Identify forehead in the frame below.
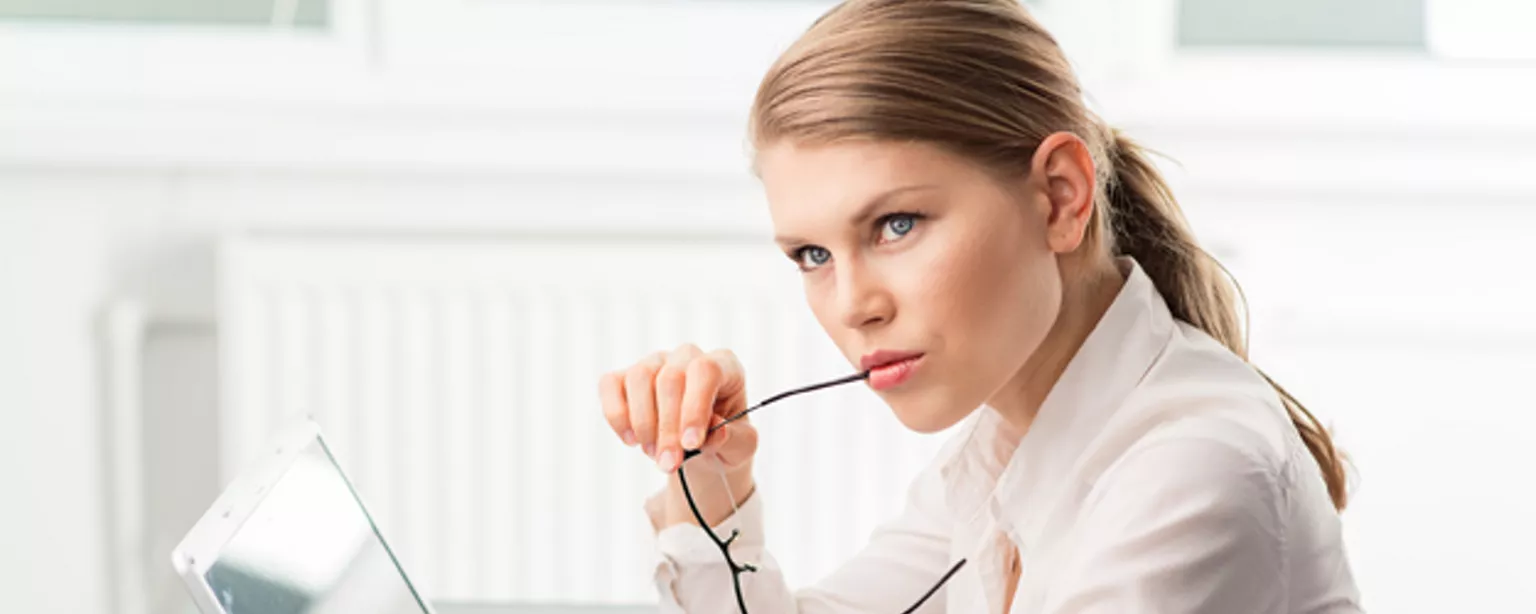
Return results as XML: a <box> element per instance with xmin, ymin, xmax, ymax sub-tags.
<box><xmin>758</xmin><ymin>140</ymin><xmax>983</xmax><ymax>228</ymax></box>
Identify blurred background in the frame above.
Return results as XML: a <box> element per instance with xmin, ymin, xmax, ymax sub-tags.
<box><xmin>2</xmin><ymin>0</ymin><xmax>1534</xmax><ymax>613</ymax></box>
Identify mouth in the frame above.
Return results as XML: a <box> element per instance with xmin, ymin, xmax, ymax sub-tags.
<box><xmin>860</xmin><ymin>350</ymin><xmax>925</xmax><ymax>391</ymax></box>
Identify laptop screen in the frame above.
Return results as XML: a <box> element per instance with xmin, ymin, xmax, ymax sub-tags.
<box><xmin>201</xmin><ymin>437</ymin><xmax>429</xmax><ymax>614</ymax></box>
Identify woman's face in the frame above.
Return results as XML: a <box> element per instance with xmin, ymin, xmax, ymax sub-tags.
<box><xmin>758</xmin><ymin>139</ymin><xmax>1066</xmax><ymax>433</ymax></box>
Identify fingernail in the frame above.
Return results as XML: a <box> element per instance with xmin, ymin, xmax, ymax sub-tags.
<box><xmin>643</xmin><ymin>443</ymin><xmax>656</xmax><ymax>458</ymax></box>
<box><xmin>657</xmin><ymin>449</ymin><xmax>679</xmax><ymax>472</ymax></box>
<box><xmin>681</xmin><ymin>427</ymin><xmax>702</xmax><ymax>450</ymax></box>
<box><xmin>621</xmin><ymin>430</ymin><xmax>637</xmax><ymax>446</ymax></box>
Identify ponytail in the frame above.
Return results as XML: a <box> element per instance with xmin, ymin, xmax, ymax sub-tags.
<box><xmin>1102</xmin><ymin>127</ymin><xmax>1350</xmax><ymax>511</ymax></box>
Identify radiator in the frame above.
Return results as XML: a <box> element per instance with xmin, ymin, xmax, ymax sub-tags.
<box><xmin>219</xmin><ymin>235</ymin><xmax>949</xmax><ymax>604</ymax></box>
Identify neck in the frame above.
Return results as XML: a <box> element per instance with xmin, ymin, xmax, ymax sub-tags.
<box><xmin>988</xmin><ymin>255</ymin><xmax>1126</xmax><ymax>437</ymax></box>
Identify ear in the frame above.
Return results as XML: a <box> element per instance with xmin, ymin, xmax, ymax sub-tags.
<box><xmin>1028</xmin><ymin>131</ymin><xmax>1096</xmax><ymax>254</ymax></box>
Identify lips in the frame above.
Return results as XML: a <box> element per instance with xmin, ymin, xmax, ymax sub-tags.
<box><xmin>860</xmin><ymin>350</ymin><xmax>925</xmax><ymax>391</ymax></box>
<box><xmin>860</xmin><ymin>349</ymin><xmax>924</xmax><ymax>372</ymax></box>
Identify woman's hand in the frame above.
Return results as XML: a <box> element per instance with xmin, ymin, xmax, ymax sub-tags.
<box><xmin>599</xmin><ymin>343</ymin><xmax>758</xmax><ymax>527</ymax></box>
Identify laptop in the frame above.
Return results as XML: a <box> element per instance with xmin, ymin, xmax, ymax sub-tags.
<box><xmin>171</xmin><ymin>419</ymin><xmax>434</xmax><ymax>614</ymax></box>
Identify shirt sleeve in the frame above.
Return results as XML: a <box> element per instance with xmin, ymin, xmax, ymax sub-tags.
<box><xmin>645</xmin><ymin>455</ymin><xmax>956</xmax><ymax>613</ymax></box>
<box><xmin>1038</xmin><ymin>437</ymin><xmax>1289</xmax><ymax>614</ymax></box>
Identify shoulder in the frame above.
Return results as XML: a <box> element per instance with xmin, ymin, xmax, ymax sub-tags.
<box><xmin>1091</xmin><ymin>433</ymin><xmax>1285</xmax><ymax>518</ymax></box>
<box><xmin>1083</xmin><ymin>320</ymin><xmax>1306</xmax><ymax>516</ymax></box>
<box><xmin>1124</xmin><ymin>320</ymin><xmax>1300</xmax><ymax>467</ymax></box>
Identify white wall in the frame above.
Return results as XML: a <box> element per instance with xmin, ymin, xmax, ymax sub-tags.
<box><xmin>2</xmin><ymin>197</ymin><xmax>115</xmax><ymax>614</ymax></box>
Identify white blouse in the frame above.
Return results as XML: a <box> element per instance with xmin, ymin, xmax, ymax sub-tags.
<box><xmin>643</xmin><ymin>258</ymin><xmax>1364</xmax><ymax>613</ymax></box>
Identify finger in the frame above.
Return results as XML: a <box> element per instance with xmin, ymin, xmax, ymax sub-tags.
<box><xmin>654</xmin><ymin>344</ymin><xmax>702</xmax><ymax>471</ymax></box>
<box><xmin>598</xmin><ymin>371</ymin><xmax>635</xmax><ymax>446</ymax></box>
<box><xmin>700</xmin><ymin>414</ymin><xmax>732</xmax><ymax>453</ymax></box>
<box><xmin>704</xmin><ymin>348</ymin><xmax>747</xmax><ymax>419</ymax></box>
<box><xmin>679</xmin><ymin>355</ymin><xmax>721</xmax><ymax>451</ymax></box>
<box><xmin>625</xmin><ymin>352</ymin><xmax>665</xmax><ymax>455</ymax></box>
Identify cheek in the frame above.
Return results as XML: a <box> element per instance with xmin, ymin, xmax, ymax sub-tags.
<box><xmin>801</xmin><ymin>277</ymin><xmax>842</xmax><ymax>343</ymax></box>
<box><xmin>922</xmin><ymin>213</ymin><xmax>1052</xmax><ymax>319</ymax></box>
<box><xmin>919</xmin><ymin>214</ymin><xmax>1061</xmax><ymax>376</ymax></box>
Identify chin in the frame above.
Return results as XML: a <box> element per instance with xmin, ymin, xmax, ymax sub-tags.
<box><xmin>888</xmin><ymin>396</ymin><xmax>969</xmax><ymax>434</ymax></box>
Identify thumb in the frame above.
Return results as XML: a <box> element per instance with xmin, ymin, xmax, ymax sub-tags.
<box><xmin>708</xmin><ymin>417</ymin><xmax>757</xmax><ymax>471</ymax></box>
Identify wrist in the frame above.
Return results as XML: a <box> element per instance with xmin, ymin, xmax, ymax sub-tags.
<box><xmin>663</xmin><ymin>462</ymin><xmax>755</xmax><ymax>528</ymax></box>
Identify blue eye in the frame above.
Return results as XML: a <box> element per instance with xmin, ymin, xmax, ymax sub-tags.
<box><xmin>788</xmin><ymin>212</ymin><xmax>924</xmax><ymax>272</ymax></box>
<box><xmin>879</xmin><ymin>213</ymin><xmax>918</xmax><ymax>242</ymax></box>
<box><xmin>795</xmin><ymin>246</ymin><xmax>831</xmax><ymax>270</ymax></box>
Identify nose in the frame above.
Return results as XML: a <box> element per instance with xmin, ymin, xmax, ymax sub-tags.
<box><xmin>835</xmin><ymin>258</ymin><xmax>893</xmax><ymax>330</ymax></box>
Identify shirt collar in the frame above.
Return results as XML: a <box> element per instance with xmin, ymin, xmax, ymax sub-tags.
<box><xmin>938</xmin><ymin>257</ymin><xmax>1177</xmax><ymax>527</ymax></box>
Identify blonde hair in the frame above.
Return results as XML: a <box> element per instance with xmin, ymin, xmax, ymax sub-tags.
<box><xmin>750</xmin><ymin>0</ymin><xmax>1348</xmax><ymax>510</ymax></box>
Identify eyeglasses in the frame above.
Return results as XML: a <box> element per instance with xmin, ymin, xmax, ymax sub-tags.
<box><xmin>676</xmin><ymin>371</ymin><xmax>968</xmax><ymax>614</ymax></box>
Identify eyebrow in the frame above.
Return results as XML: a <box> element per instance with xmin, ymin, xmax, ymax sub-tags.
<box><xmin>774</xmin><ymin>184</ymin><xmax>939</xmax><ymax>247</ymax></box>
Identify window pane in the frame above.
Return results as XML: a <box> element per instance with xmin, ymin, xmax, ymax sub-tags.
<box><xmin>1179</xmin><ymin>0</ymin><xmax>1425</xmax><ymax>48</ymax></box>
<box><xmin>1427</xmin><ymin>0</ymin><xmax>1536</xmax><ymax>59</ymax></box>
<box><xmin>0</xmin><ymin>0</ymin><xmax>328</xmax><ymax>28</ymax></box>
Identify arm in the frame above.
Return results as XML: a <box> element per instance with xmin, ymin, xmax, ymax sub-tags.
<box><xmin>1040</xmin><ymin>437</ymin><xmax>1288</xmax><ymax>614</ymax></box>
<box><xmin>646</xmin><ymin>451</ymin><xmax>956</xmax><ymax>614</ymax></box>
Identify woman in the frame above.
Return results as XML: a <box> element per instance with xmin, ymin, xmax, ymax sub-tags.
<box><xmin>597</xmin><ymin>1</ymin><xmax>1362</xmax><ymax>612</ymax></box>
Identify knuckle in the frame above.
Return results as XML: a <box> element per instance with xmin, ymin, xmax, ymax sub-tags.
<box><xmin>602</xmin><ymin>402</ymin><xmax>627</xmax><ymax>422</ymax></box>
<box><xmin>689</xmin><ymin>356</ymin><xmax>722</xmax><ymax>381</ymax></box>
<box><xmin>599</xmin><ymin>371</ymin><xmax>623</xmax><ymax>395</ymax></box>
<box><xmin>674</xmin><ymin>342</ymin><xmax>702</xmax><ymax>356</ymax></box>
<box><xmin>655</xmin><ymin>365</ymin><xmax>686</xmax><ymax>392</ymax></box>
<box><xmin>711</xmin><ymin>348</ymin><xmax>741</xmax><ymax>371</ymax></box>
<box><xmin>626</xmin><ymin>362</ymin><xmax>658</xmax><ymax>386</ymax></box>
<box><xmin>656</xmin><ymin>417</ymin><xmax>678</xmax><ymax>438</ymax></box>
